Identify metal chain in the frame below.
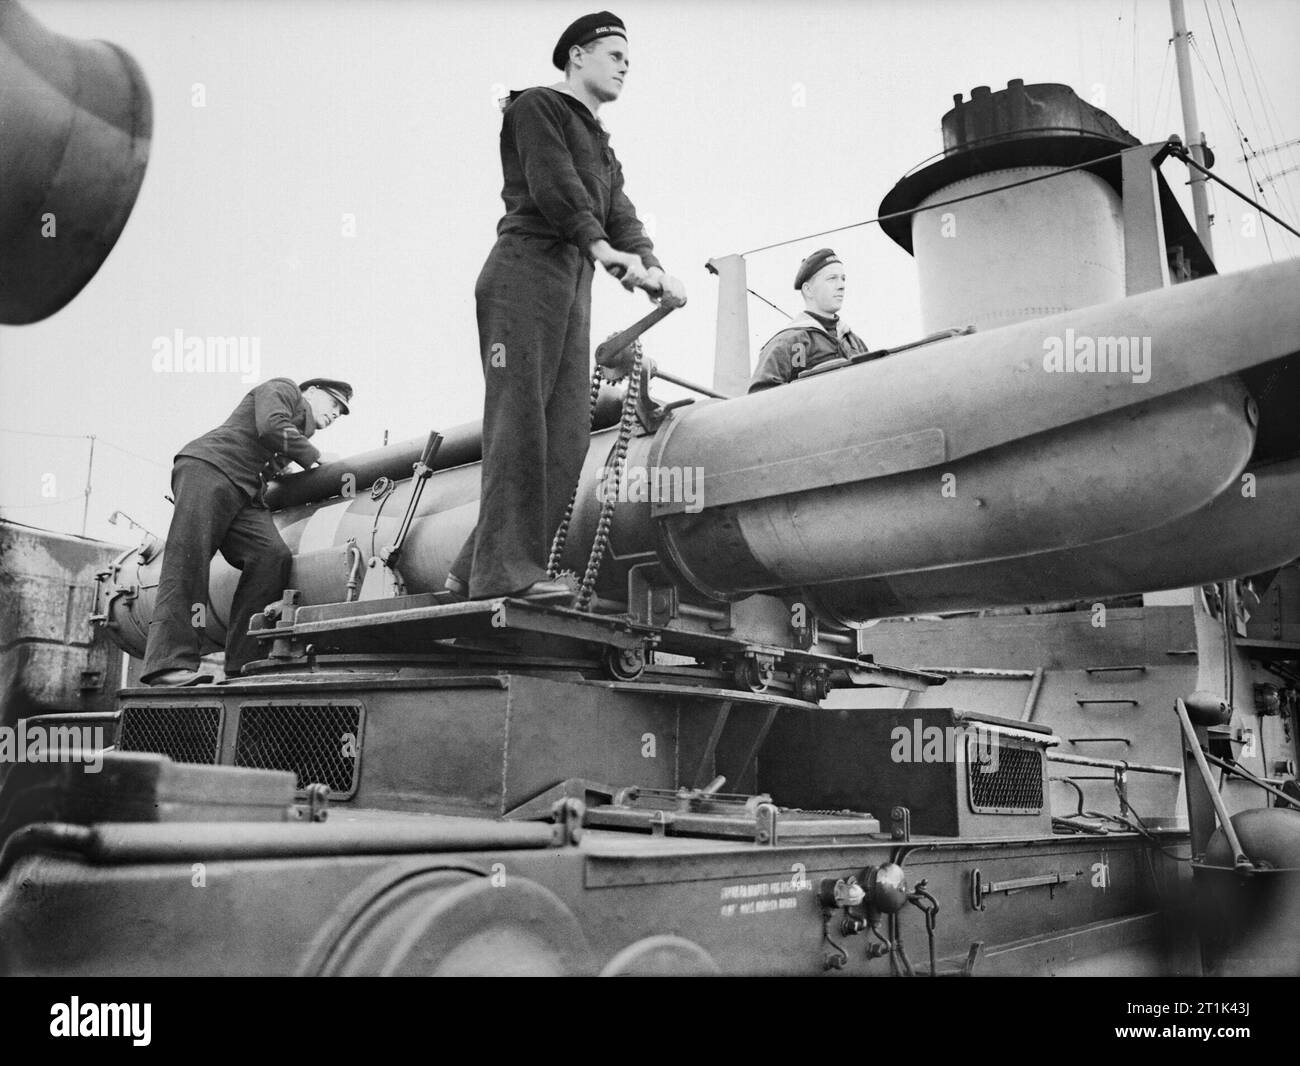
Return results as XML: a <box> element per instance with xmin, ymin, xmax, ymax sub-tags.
<box><xmin>547</xmin><ymin>340</ymin><xmax>644</xmax><ymax>613</ymax></box>
<box><xmin>546</xmin><ymin>368</ymin><xmax>606</xmax><ymax>578</ymax></box>
<box><xmin>577</xmin><ymin>344</ymin><xmax>642</xmax><ymax>610</ymax></box>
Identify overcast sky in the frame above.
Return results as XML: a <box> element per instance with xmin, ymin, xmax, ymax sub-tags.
<box><xmin>3</xmin><ymin>0</ymin><xmax>1298</xmax><ymax>543</ymax></box>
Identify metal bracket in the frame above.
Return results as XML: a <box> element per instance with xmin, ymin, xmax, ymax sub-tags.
<box><xmin>794</xmin><ymin>666</ymin><xmax>831</xmax><ymax>703</ymax></box>
<box><xmin>970</xmin><ymin>868</ymin><xmax>1080</xmax><ymax>911</ymax></box>
<box><xmin>790</xmin><ymin>611</ymin><xmax>819</xmax><ymax>652</ymax></box>
<box><xmin>303</xmin><ymin>782</ymin><xmax>330</xmax><ymax>822</ymax></box>
<box><xmin>343</xmin><ymin>539</ymin><xmax>364</xmax><ymax>603</ymax></box>
<box><xmin>1112</xmin><ymin>765</ymin><xmax>1131</xmax><ymax>818</ymax></box>
<box><xmin>627</xmin><ymin>563</ymin><xmax>678</xmax><ymax>627</ymax></box>
<box><xmin>754</xmin><ymin>801</ymin><xmax>778</xmax><ymax>845</ymax></box>
<box><xmin>706</xmin><ymin>601</ymin><xmax>736</xmax><ymax>634</ymax></box>
<box><xmin>891</xmin><ymin>805</ymin><xmax>911</xmax><ymax>842</ymax></box>
<box><xmin>549</xmin><ymin>797</ymin><xmax>585</xmax><ymax>847</ymax></box>
<box><xmin>356</xmin><ymin>554</ymin><xmax>406</xmax><ymax>599</ymax></box>
<box><xmin>1122</xmin><ymin>141</ymin><xmax>1176</xmax><ymax>294</ymax></box>
<box><xmin>734</xmin><ymin>652</ymin><xmax>775</xmax><ymax>692</ymax></box>
<box><xmin>258</xmin><ymin>589</ymin><xmax>301</xmax><ymax>660</ymax></box>
<box><xmin>1176</xmin><ymin>697</ymin><xmax>1256</xmax><ymax>871</ymax></box>
<box><xmin>1084</xmin><ymin>665</ymin><xmax>1148</xmax><ymax>674</ymax></box>
<box><xmin>634</xmin><ymin>357</ymin><xmax>664</xmax><ymax>432</ymax></box>
<box><xmin>89</xmin><ymin>545</ymin><xmax>142</xmax><ymax>624</ymax></box>
<box><xmin>504</xmin><ymin>779</ymin><xmax>616</xmax><ymax>822</ymax></box>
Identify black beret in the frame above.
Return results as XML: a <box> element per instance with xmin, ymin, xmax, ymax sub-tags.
<box><xmin>552</xmin><ymin>11</ymin><xmax>626</xmax><ymax>70</ymax></box>
<box><xmin>299</xmin><ymin>378</ymin><xmax>352</xmax><ymax>415</ymax></box>
<box><xmin>793</xmin><ymin>248</ymin><xmax>842</xmax><ymax>290</ymax></box>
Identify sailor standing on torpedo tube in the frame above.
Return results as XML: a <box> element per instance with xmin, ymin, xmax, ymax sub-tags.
<box><xmin>445</xmin><ymin>11</ymin><xmax>686</xmax><ymax>602</ymax></box>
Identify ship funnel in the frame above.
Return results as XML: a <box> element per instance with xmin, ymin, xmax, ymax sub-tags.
<box><xmin>0</xmin><ymin>0</ymin><xmax>152</xmax><ymax>324</ymax></box>
<box><xmin>879</xmin><ymin>81</ymin><xmax>1144</xmax><ymax>333</ymax></box>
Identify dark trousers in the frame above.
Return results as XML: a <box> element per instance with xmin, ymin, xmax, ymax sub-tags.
<box><xmin>450</xmin><ymin>233</ymin><xmax>594</xmax><ymax>598</ymax></box>
<box><xmin>141</xmin><ymin>457</ymin><xmax>292</xmax><ymax>680</ymax></box>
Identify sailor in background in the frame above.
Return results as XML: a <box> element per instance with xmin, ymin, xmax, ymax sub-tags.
<box><xmin>748</xmin><ymin>248</ymin><xmax>878</xmax><ymax>392</ymax></box>
<box><xmin>140</xmin><ymin>377</ymin><xmax>351</xmax><ymax>686</ymax></box>
<box><xmin>445</xmin><ymin>11</ymin><xmax>686</xmax><ymax>602</ymax></box>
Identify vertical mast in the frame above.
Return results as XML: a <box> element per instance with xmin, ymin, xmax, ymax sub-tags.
<box><xmin>81</xmin><ymin>435</ymin><xmax>96</xmax><ymax>537</ymax></box>
<box><xmin>1170</xmin><ymin>0</ymin><xmax>1215</xmax><ymax>257</ymax></box>
<box><xmin>706</xmin><ymin>254</ymin><xmax>752</xmax><ymax>397</ymax></box>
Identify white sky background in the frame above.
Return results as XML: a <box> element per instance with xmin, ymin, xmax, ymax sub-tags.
<box><xmin>2</xmin><ymin>0</ymin><xmax>1298</xmax><ymax>543</ymax></box>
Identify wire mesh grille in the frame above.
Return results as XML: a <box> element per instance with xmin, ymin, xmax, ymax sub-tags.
<box><xmin>117</xmin><ymin>703</ymin><xmax>223</xmax><ymax>764</ymax></box>
<box><xmin>233</xmin><ymin>702</ymin><xmax>361</xmax><ymax>796</ymax></box>
<box><xmin>967</xmin><ymin>737</ymin><xmax>1044</xmax><ymax>813</ymax></box>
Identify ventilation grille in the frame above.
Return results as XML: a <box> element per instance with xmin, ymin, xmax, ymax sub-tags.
<box><xmin>117</xmin><ymin>703</ymin><xmax>222</xmax><ymax>764</ymax></box>
<box><xmin>967</xmin><ymin>737</ymin><xmax>1044</xmax><ymax>814</ymax></box>
<box><xmin>234</xmin><ymin>701</ymin><xmax>362</xmax><ymax>797</ymax></box>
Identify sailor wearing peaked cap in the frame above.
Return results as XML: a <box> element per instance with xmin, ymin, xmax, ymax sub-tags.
<box><xmin>750</xmin><ymin>248</ymin><xmax>881</xmax><ymax>392</ymax></box>
<box><xmin>140</xmin><ymin>377</ymin><xmax>350</xmax><ymax>687</ymax></box>
<box><xmin>299</xmin><ymin>377</ymin><xmax>353</xmax><ymax>415</ymax></box>
<box><xmin>552</xmin><ymin>11</ymin><xmax>627</xmax><ymax>70</ymax></box>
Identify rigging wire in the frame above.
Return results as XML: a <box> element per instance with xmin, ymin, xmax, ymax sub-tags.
<box><xmin>1131</xmin><ymin>0</ymin><xmax>1140</xmax><ymax>132</ymax></box>
<box><xmin>743</xmin><ymin>132</ymin><xmax>1300</xmax><ymax>260</ymax></box>
<box><xmin>0</xmin><ymin>498</ymin><xmax>82</xmax><ymax>510</ymax></box>
<box><xmin>96</xmin><ymin>438</ymin><xmax>169</xmax><ymax>471</ymax></box>
<box><xmin>1204</xmin><ymin>0</ymin><xmax>1300</xmax><ymax>249</ymax></box>
<box><xmin>741</xmin><ymin>133</ymin><xmax>1296</xmax><ymax>315</ymax></box>
<box><xmin>1211</xmin><ymin>0</ymin><xmax>1300</xmax><ymax>233</ymax></box>
<box><xmin>0</xmin><ymin>427</ymin><xmax>168</xmax><ymax>514</ymax></box>
<box><xmin>1215</xmin><ymin>0</ymin><xmax>1284</xmax><ymax>205</ymax></box>
<box><xmin>1189</xmin><ymin>36</ymin><xmax>1275</xmax><ymax>260</ymax></box>
<box><xmin>1233</xmin><ymin>0</ymin><xmax>1300</xmax><ymax>179</ymax></box>
<box><xmin>746</xmin><ymin>288</ymin><xmax>792</xmax><ymax>320</ymax></box>
<box><xmin>740</xmin><ymin>145</ymin><xmax>1138</xmax><ymax>257</ymax></box>
<box><xmin>1151</xmin><ymin>38</ymin><xmax>1174</xmax><ymax>137</ymax></box>
<box><xmin>1212</xmin><ymin>0</ymin><xmax>1267</xmax><ymax>147</ymax></box>
<box><xmin>1172</xmin><ymin>145</ymin><xmax>1300</xmax><ymax>240</ymax></box>
<box><xmin>1227</xmin><ymin>0</ymin><xmax>1300</xmax><ymax>235</ymax></box>
<box><xmin>0</xmin><ymin>426</ymin><xmax>90</xmax><ymax>441</ymax></box>
<box><xmin>1105</xmin><ymin>1</ymin><xmax>1126</xmax><ymax>115</ymax></box>
<box><xmin>0</xmin><ymin>426</ymin><xmax>167</xmax><ymax>470</ymax></box>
